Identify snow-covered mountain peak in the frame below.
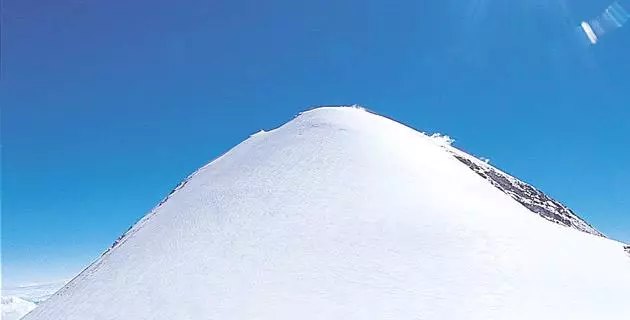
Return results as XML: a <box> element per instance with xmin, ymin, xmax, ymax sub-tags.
<box><xmin>25</xmin><ymin>107</ymin><xmax>630</xmax><ymax>320</ymax></box>
<box><xmin>294</xmin><ymin>107</ymin><xmax>604</xmax><ymax>237</ymax></box>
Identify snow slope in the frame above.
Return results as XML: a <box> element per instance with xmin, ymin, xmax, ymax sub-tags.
<box><xmin>25</xmin><ymin>107</ymin><xmax>630</xmax><ymax>320</ymax></box>
<box><xmin>430</xmin><ymin>136</ymin><xmax>605</xmax><ymax>237</ymax></box>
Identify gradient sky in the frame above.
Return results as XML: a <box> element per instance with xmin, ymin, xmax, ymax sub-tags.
<box><xmin>2</xmin><ymin>0</ymin><xmax>629</xmax><ymax>286</ymax></box>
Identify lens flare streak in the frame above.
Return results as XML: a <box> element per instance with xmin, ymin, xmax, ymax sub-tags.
<box><xmin>580</xmin><ymin>2</ymin><xmax>629</xmax><ymax>45</ymax></box>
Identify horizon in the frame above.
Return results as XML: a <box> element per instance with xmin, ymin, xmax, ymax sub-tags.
<box><xmin>3</xmin><ymin>0</ymin><xmax>630</xmax><ymax>287</ymax></box>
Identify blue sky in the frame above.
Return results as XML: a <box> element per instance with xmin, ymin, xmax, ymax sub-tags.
<box><xmin>2</xmin><ymin>0</ymin><xmax>629</xmax><ymax>286</ymax></box>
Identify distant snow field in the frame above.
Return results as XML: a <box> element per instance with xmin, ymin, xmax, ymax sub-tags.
<box><xmin>1</xmin><ymin>297</ymin><xmax>37</xmax><ymax>320</ymax></box>
<box><xmin>16</xmin><ymin>107</ymin><xmax>630</xmax><ymax>319</ymax></box>
<box><xmin>1</xmin><ymin>282</ymin><xmax>65</xmax><ymax>320</ymax></box>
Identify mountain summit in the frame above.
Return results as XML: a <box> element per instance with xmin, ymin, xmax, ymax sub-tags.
<box><xmin>25</xmin><ymin>107</ymin><xmax>630</xmax><ymax>319</ymax></box>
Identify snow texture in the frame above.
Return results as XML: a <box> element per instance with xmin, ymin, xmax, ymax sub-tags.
<box><xmin>24</xmin><ymin>107</ymin><xmax>630</xmax><ymax>320</ymax></box>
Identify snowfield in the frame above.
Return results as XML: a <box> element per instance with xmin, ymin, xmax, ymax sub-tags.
<box><xmin>24</xmin><ymin>107</ymin><xmax>630</xmax><ymax>320</ymax></box>
<box><xmin>1</xmin><ymin>281</ymin><xmax>65</xmax><ymax>320</ymax></box>
<box><xmin>1</xmin><ymin>297</ymin><xmax>37</xmax><ymax>320</ymax></box>
<box><xmin>2</xmin><ymin>281</ymin><xmax>67</xmax><ymax>305</ymax></box>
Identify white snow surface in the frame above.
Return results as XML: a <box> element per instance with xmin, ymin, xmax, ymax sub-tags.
<box><xmin>25</xmin><ymin>107</ymin><xmax>630</xmax><ymax>320</ymax></box>
<box><xmin>1</xmin><ymin>297</ymin><xmax>37</xmax><ymax>320</ymax></box>
<box><xmin>1</xmin><ymin>280</ymin><xmax>66</xmax><ymax>319</ymax></box>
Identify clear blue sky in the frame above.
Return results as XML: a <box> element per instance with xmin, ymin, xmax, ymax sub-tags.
<box><xmin>2</xmin><ymin>0</ymin><xmax>629</xmax><ymax>286</ymax></box>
